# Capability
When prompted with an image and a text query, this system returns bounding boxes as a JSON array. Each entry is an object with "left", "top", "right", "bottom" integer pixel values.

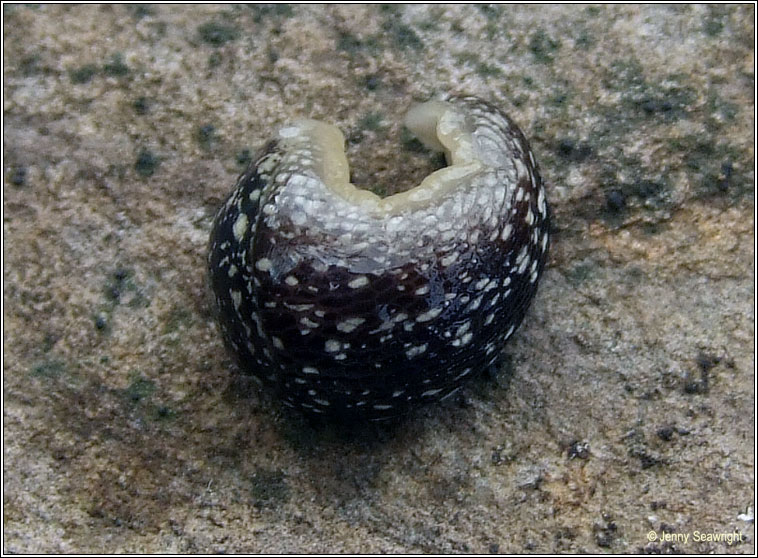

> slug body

[{"left": 208, "top": 95, "right": 549, "bottom": 420}]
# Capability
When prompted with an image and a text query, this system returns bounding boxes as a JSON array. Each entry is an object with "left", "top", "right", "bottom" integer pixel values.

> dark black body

[{"left": 207, "top": 97, "right": 549, "bottom": 420}]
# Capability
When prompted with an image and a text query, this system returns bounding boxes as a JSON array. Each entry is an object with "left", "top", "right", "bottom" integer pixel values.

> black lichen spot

[
  {"left": 605, "top": 189, "right": 626, "bottom": 213},
  {"left": 477, "top": 4, "right": 502, "bottom": 20},
  {"left": 357, "top": 112, "right": 384, "bottom": 132},
  {"left": 336, "top": 31, "right": 364, "bottom": 53},
  {"left": 450, "top": 20, "right": 465, "bottom": 34},
  {"left": 418, "top": 11, "right": 442, "bottom": 32},
  {"left": 382, "top": 19, "right": 424, "bottom": 51},
  {"left": 718, "top": 161, "right": 733, "bottom": 192},
  {"left": 556, "top": 138, "right": 592, "bottom": 162},
  {"left": 9, "top": 166, "right": 26, "bottom": 186},
  {"left": 656, "top": 425, "right": 675, "bottom": 442},
  {"left": 476, "top": 62, "right": 503, "bottom": 78},
  {"left": 625, "top": 429, "right": 664, "bottom": 469},
  {"left": 696, "top": 351, "right": 720, "bottom": 373},
  {"left": 549, "top": 91, "right": 569, "bottom": 107},
  {"left": 249, "top": 4, "right": 293, "bottom": 23},
  {"left": 362, "top": 73, "right": 382, "bottom": 91},
  {"left": 683, "top": 137, "right": 716, "bottom": 168},
  {"left": 19, "top": 54, "right": 42, "bottom": 76},
  {"left": 400, "top": 127, "right": 428, "bottom": 153},
  {"left": 103, "top": 53, "right": 129, "bottom": 77},
  {"left": 629, "top": 446, "right": 663, "bottom": 469},
  {"left": 702, "top": 6, "right": 727, "bottom": 36},
  {"left": 633, "top": 85, "right": 695, "bottom": 122},
  {"left": 575, "top": 30, "right": 595, "bottom": 49},
  {"left": 529, "top": 29, "right": 560, "bottom": 63},
  {"left": 640, "top": 98, "right": 673, "bottom": 115},
  {"left": 378, "top": 4, "right": 402, "bottom": 17},
  {"left": 133, "top": 96, "right": 149, "bottom": 115},
  {"left": 567, "top": 440, "right": 590, "bottom": 459},
  {"left": 208, "top": 52, "right": 222, "bottom": 68},
  {"left": 41, "top": 332, "right": 59, "bottom": 354},
  {"left": 707, "top": 90, "right": 738, "bottom": 122},
  {"left": 154, "top": 405, "right": 175, "bottom": 421},
  {"left": 130, "top": 4, "right": 153, "bottom": 19},
  {"left": 593, "top": 515, "right": 618, "bottom": 548},
  {"left": 30, "top": 359, "right": 66, "bottom": 379},
  {"left": 197, "top": 124, "right": 218, "bottom": 150},
  {"left": 198, "top": 21, "right": 239, "bottom": 46},
  {"left": 683, "top": 373, "right": 708, "bottom": 395},
  {"left": 104, "top": 268, "right": 135, "bottom": 305},
  {"left": 491, "top": 445, "right": 509, "bottom": 465},
  {"left": 162, "top": 307, "right": 194, "bottom": 335},
  {"left": 250, "top": 468, "right": 288, "bottom": 508},
  {"left": 135, "top": 149, "right": 159, "bottom": 177},
  {"left": 602, "top": 58, "right": 646, "bottom": 93},
  {"left": 640, "top": 222, "right": 663, "bottom": 236},
  {"left": 70, "top": 64, "right": 98, "bottom": 84},
  {"left": 634, "top": 180, "right": 665, "bottom": 200},
  {"left": 565, "top": 261, "right": 596, "bottom": 285},
  {"left": 125, "top": 373, "right": 156, "bottom": 403},
  {"left": 455, "top": 51, "right": 480, "bottom": 67},
  {"left": 585, "top": 5, "right": 601, "bottom": 16},
  {"left": 609, "top": 63, "right": 685, "bottom": 121},
  {"left": 599, "top": 175, "right": 671, "bottom": 219},
  {"left": 94, "top": 315, "right": 108, "bottom": 331},
  {"left": 236, "top": 148, "right": 252, "bottom": 167},
  {"left": 672, "top": 134, "right": 749, "bottom": 199},
  {"left": 683, "top": 352, "right": 717, "bottom": 393},
  {"left": 114, "top": 268, "right": 130, "bottom": 282},
  {"left": 104, "top": 276, "right": 123, "bottom": 303},
  {"left": 603, "top": 61, "right": 695, "bottom": 123}
]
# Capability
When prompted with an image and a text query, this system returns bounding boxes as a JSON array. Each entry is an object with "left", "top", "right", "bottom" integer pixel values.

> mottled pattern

[{"left": 208, "top": 96, "right": 549, "bottom": 420}]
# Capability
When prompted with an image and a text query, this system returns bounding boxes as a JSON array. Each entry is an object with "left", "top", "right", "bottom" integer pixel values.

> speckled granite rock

[{"left": 3, "top": 4, "right": 754, "bottom": 553}]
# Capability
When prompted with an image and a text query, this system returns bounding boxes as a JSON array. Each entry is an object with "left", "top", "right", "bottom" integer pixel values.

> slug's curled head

[{"left": 208, "top": 95, "right": 549, "bottom": 420}]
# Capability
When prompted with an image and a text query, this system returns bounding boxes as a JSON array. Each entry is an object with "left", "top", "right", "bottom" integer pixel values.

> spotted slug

[{"left": 208, "top": 95, "right": 549, "bottom": 420}]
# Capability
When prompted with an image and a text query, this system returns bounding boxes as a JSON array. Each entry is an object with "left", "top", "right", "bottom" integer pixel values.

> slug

[{"left": 208, "top": 95, "right": 549, "bottom": 420}]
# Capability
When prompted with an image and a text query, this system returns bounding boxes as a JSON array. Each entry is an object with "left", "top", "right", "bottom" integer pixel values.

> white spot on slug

[
  {"left": 278, "top": 125, "right": 301, "bottom": 138},
  {"left": 337, "top": 317, "right": 365, "bottom": 333},
  {"left": 233, "top": 213, "right": 248, "bottom": 240},
  {"left": 300, "top": 316, "right": 319, "bottom": 328},
  {"left": 416, "top": 307, "right": 443, "bottom": 322},
  {"left": 255, "top": 258, "right": 272, "bottom": 272},
  {"left": 441, "top": 252, "right": 459, "bottom": 267},
  {"left": 405, "top": 343, "right": 428, "bottom": 359},
  {"left": 348, "top": 276, "right": 369, "bottom": 289}
]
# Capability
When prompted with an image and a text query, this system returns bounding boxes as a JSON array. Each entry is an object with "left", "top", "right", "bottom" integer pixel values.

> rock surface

[{"left": 3, "top": 4, "right": 754, "bottom": 553}]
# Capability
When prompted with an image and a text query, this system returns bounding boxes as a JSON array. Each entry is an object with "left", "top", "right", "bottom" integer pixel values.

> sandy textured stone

[{"left": 3, "top": 4, "right": 754, "bottom": 553}]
